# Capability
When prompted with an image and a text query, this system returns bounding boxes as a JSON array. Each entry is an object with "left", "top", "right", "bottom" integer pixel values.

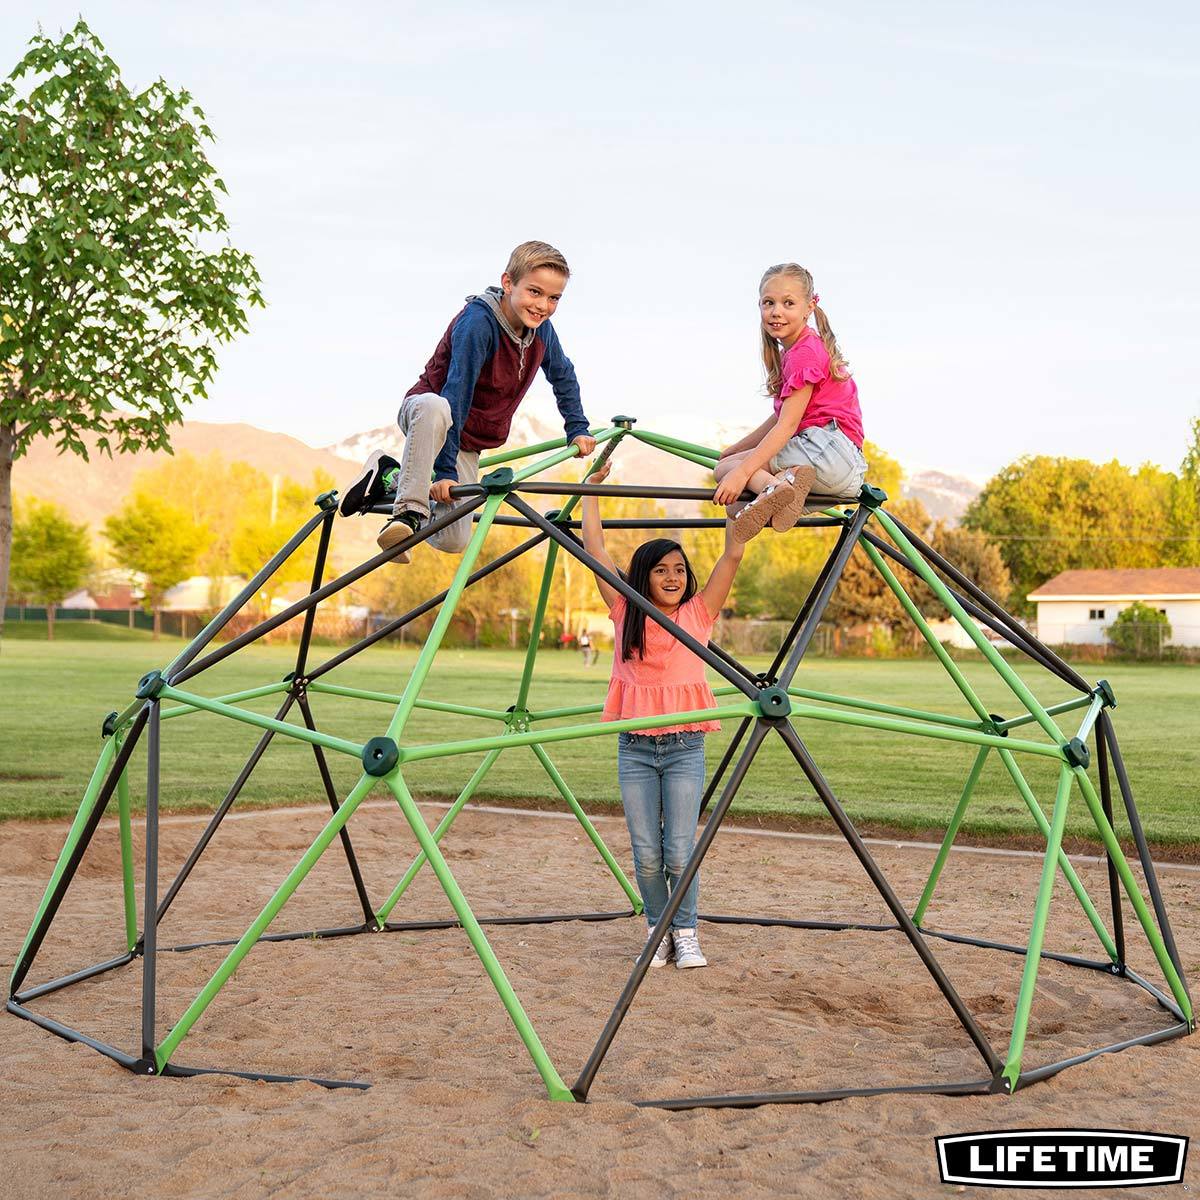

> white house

[{"left": 1028, "top": 568, "right": 1200, "bottom": 647}]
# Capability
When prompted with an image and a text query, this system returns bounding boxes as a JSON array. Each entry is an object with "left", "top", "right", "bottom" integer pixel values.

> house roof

[{"left": 1028, "top": 567, "right": 1200, "bottom": 601}]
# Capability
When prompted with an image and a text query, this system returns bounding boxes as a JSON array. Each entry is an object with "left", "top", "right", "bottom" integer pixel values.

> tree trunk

[
  {"left": 153, "top": 608, "right": 161, "bottom": 641},
  {"left": 46, "top": 602, "right": 55, "bottom": 641},
  {"left": 0, "top": 422, "right": 14, "bottom": 647}
]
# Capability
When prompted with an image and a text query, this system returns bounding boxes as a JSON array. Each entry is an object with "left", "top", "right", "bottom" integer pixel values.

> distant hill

[{"left": 901, "top": 470, "right": 982, "bottom": 525}]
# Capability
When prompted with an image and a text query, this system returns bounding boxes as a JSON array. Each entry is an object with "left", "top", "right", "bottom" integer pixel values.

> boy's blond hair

[{"left": 505, "top": 240, "right": 570, "bottom": 284}]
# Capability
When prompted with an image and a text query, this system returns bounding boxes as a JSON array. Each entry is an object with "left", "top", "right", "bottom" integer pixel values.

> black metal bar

[
  {"left": 305, "top": 530, "right": 548, "bottom": 681},
  {"left": 777, "top": 504, "right": 872, "bottom": 688},
  {"left": 141, "top": 701, "right": 161, "bottom": 1060},
  {"left": 573, "top": 722, "right": 772, "bottom": 1100},
  {"left": 1016, "top": 1022, "right": 1189, "bottom": 1087},
  {"left": 635, "top": 1078, "right": 994, "bottom": 1111},
  {"left": 171, "top": 494, "right": 487, "bottom": 686},
  {"left": 1124, "top": 968, "right": 1188, "bottom": 1022},
  {"left": 699, "top": 913, "right": 896, "bottom": 932},
  {"left": 884, "top": 516, "right": 1093, "bottom": 693},
  {"left": 6, "top": 999, "right": 142, "bottom": 1070},
  {"left": 13, "top": 952, "right": 136, "bottom": 1004},
  {"left": 156, "top": 694, "right": 297, "bottom": 925},
  {"left": 860, "top": 528, "right": 1085, "bottom": 689},
  {"left": 697, "top": 716, "right": 752, "bottom": 817},
  {"left": 293, "top": 508, "right": 336, "bottom": 680},
  {"left": 296, "top": 693, "right": 376, "bottom": 925},
  {"left": 507, "top": 494, "right": 759, "bottom": 700},
  {"left": 767, "top": 518, "right": 856, "bottom": 683},
  {"left": 1100, "top": 711, "right": 1190, "bottom": 1002},
  {"left": 514, "top": 481, "right": 857, "bottom": 504},
  {"left": 163, "top": 508, "right": 329, "bottom": 683},
  {"left": 1095, "top": 725, "right": 1127, "bottom": 969},
  {"left": 9, "top": 708, "right": 150, "bottom": 996},
  {"left": 480, "top": 514, "right": 847, "bottom": 531},
  {"left": 915, "top": 927, "right": 1116, "bottom": 972},
  {"left": 775, "top": 721, "right": 1002, "bottom": 1076},
  {"left": 161, "top": 1062, "right": 371, "bottom": 1090}
]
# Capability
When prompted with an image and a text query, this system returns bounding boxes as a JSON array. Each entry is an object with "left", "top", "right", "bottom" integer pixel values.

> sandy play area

[{"left": 3, "top": 797, "right": 1197, "bottom": 1198}]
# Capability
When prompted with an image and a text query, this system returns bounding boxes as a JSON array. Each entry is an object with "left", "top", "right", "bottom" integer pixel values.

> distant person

[
  {"left": 581, "top": 459, "right": 745, "bottom": 970},
  {"left": 578, "top": 629, "right": 596, "bottom": 667},
  {"left": 340, "top": 241, "right": 596, "bottom": 560},
  {"left": 713, "top": 263, "right": 868, "bottom": 540}
]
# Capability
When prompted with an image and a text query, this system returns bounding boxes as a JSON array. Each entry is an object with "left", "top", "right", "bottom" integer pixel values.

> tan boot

[
  {"left": 729, "top": 477, "right": 797, "bottom": 543},
  {"left": 769, "top": 465, "right": 817, "bottom": 532}
]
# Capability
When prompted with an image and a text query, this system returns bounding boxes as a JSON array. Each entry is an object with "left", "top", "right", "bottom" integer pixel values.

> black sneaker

[
  {"left": 376, "top": 510, "right": 422, "bottom": 562},
  {"left": 340, "top": 450, "right": 401, "bottom": 517}
]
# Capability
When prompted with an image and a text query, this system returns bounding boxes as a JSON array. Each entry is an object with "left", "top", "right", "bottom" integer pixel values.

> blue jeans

[{"left": 617, "top": 731, "right": 706, "bottom": 930}]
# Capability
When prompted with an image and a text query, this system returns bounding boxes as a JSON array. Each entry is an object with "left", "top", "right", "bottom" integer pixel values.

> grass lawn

[{"left": 0, "top": 627, "right": 1197, "bottom": 847}]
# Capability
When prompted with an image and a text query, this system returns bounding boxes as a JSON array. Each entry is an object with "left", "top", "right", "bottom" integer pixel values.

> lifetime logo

[{"left": 935, "top": 1129, "right": 1188, "bottom": 1188}]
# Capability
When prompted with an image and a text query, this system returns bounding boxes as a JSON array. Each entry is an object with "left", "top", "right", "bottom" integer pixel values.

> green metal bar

[
  {"left": 774, "top": 686, "right": 988, "bottom": 733},
  {"left": 155, "top": 772, "right": 379, "bottom": 1069},
  {"left": 157, "top": 684, "right": 363, "bottom": 759},
  {"left": 478, "top": 424, "right": 606, "bottom": 468},
  {"left": 386, "top": 773, "right": 574, "bottom": 1101},
  {"left": 374, "top": 748, "right": 505, "bottom": 925},
  {"left": 9, "top": 738, "right": 118, "bottom": 990},
  {"left": 1070, "top": 766, "right": 1193, "bottom": 1023},
  {"left": 873, "top": 508, "right": 1072, "bottom": 747},
  {"left": 385, "top": 495, "right": 504, "bottom": 741},
  {"left": 1003, "top": 765, "right": 1074, "bottom": 1090},
  {"left": 629, "top": 427, "right": 720, "bottom": 461},
  {"left": 508, "top": 427, "right": 622, "bottom": 484},
  {"left": 996, "top": 749, "right": 1118, "bottom": 962},
  {"left": 527, "top": 702, "right": 607, "bottom": 722},
  {"left": 531, "top": 744, "right": 642, "bottom": 912},
  {"left": 859, "top": 536, "right": 994, "bottom": 725},
  {"left": 1074, "top": 694, "right": 1105, "bottom": 743},
  {"left": 160, "top": 681, "right": 290, "bottom": 721},
  {"left": 115, "top": 735, "right": 138, "bottom": 952},
  {"left": 913, "top": 748, "right": 990, "bottom": 925},
  {"left": 515, "top": 541, "right": 560, "bottom": 712},
  {"left": 786, "top": 703, "right": 1063, "bottom": 758},
  {"left": 994, "top": 695, "right": 1094, "bottom": 732},
  {"left": 307, "top": 681, "right": 509, "bottom": 721},
  {"left": 629, "top": 429, "right": 719, "bottom": 471},
  {"left": 399, "top": 703, "right": 758, "bottom": 763}
]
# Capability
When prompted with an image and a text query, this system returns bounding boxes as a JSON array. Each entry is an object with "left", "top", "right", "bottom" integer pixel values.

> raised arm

[
  {"left": 711, "top": 385, "right": 813, "bottom": 505},
  {"left": 699, "top": 517, "right": 746, "bottom": 618},
  {"left": 580, "top": 460, "right": 621, "bottom": 609}
]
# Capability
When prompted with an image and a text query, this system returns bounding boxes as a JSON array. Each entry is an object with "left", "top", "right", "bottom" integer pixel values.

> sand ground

[{"left": 2, "top": 798, "right": 1197, "bottom": 1199}]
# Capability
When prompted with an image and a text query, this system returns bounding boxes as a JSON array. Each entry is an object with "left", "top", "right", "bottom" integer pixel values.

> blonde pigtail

[{"left": 812, "top": 304, "right": 851, "bottom": 381}]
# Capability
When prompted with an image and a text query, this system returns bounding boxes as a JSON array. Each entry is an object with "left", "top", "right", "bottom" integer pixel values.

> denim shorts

[{"left": 769, "top": 419, "right": 868, "bottom": 498}]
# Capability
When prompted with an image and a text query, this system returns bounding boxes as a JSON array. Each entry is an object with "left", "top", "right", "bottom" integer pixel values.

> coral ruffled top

[{"left": 603, "top": 595, "right": 721, "bottom": 735}]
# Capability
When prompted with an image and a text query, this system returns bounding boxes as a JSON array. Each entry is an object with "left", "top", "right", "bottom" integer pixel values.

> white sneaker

[
  {"left": 639, "top": 927, "right": 674, "bottom": 968},
  {"left": 672, "top": 927, "right": 708, "bottom": 969}
]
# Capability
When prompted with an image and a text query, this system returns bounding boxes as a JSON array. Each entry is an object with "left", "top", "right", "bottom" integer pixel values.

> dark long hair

[{"left": 619, "top": 539, "right": 698, "bottom": 662}]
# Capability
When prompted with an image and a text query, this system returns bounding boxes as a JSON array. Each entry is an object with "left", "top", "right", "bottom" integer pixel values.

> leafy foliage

[
  {"left": 9, "top": 497, "right": 92, "bottom": 638},
  {"left": 103, "top": 490, "right": 207, "bottom": 609},
  {"left": 1108, "top": 601, "right": 1171, "bottom": 656}
]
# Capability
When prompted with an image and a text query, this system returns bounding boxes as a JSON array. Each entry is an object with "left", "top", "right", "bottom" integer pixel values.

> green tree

[
  {"left": 1108, "top": 601, "right": 1171, "bottom": 657},
  {"left": 1169, "top": 417, "right": 1200, "bottom": 565},
  {"left": 9, "top": 496, "right": 92, "bottom": 639},
  {"left": 104, "top": 491, "right": 208, "bottom": 637},
  {"left": 0, "top": 20, "right": 263, "bottom": 639}
]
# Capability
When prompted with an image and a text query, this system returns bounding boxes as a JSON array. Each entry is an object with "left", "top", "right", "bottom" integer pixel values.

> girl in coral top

[
  {"left": 582, "top": 461, "right": 745, "bottom": 969},
  {"left": 713, "top": 263, "right": 869, "bottom": 541}
]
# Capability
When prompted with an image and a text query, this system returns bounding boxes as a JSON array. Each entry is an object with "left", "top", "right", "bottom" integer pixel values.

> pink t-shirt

[
  {"left": 773, "top": 328, "right": 864, "bottom": 448},
  {"left": 604, "top": 594, "right": 720, "bottom": 735}
]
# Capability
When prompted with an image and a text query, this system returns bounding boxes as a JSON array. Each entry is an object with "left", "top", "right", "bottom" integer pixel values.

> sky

[{"left": 10, "top": 1, "right": 1200, "bottom": 481}]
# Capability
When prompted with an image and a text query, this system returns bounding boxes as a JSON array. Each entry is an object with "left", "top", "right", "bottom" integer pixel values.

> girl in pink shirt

[
  {"left": 713, "top": 263, "right": 868, "bottom": 541},
  {"left": 582, "top": 461, "right": 745, "bottom": 969}
]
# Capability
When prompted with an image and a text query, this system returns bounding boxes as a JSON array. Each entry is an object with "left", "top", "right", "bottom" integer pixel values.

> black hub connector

[
  {"left": 101, "top": 711, "right": 119, "bottom": 738},
  {"left": 858, "top": 483, "right": 888, "bottom": 509},
  {"left": 315, "top": 489, "right": 339, "bottom": 512},
  {"left": 1095, "top": 679, "right": 1117, "bottom": 709},
  {"left": 362, "top": 736, "right": 399, "bottom": 777},
  {"left": 757, "top": 686, "right": 792, "bottom": 720},
  {"left": 1062, "top": 737, "right": 1091, "bottom": 769},
  {"left": 135, "top": 670, "right": 164, "bottom": 700},
  {"left": 611, "top": 414, "right": 637, "bottom": 428},
  {"left": 480, "top": 467, "right": 515, "bottom": 494}
]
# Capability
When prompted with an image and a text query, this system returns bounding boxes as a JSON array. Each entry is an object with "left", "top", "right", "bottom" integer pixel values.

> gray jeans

[
  {"left": 393, "top": 393, "right": 480, "bottom": 554},
  {"left": 769, "top": 419, "right": 868, "bottom": 498}
]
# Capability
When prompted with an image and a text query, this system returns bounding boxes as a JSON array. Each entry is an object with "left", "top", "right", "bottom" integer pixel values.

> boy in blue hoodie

[{"left": 342, "top": 241, "right": 595, "bottom": 562}]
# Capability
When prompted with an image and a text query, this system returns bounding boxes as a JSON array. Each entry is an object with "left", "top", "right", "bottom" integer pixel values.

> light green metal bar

[
  {"left": 160, "top": 681, "right": 291, "bottom": 721},
  {"left": 527, "top": 702, "right": 606, "bottom": 722},
  {"left": 913, "top": 748, "right": 990, "bottom": 925},
  {"left": 873, "top": 507, "right": 1074, "bottom": 747},
  {"left": 629, "top": 429, "right": 720, "bottom": 471},
  {"left": 9, "top": 737, "right": 118, "bottom": 990},
  {"left": 115, "top": 734, "right": 138, "bottom": 952},
  {"left": 859, "top": 536, "right": 994, "bottom": 726},
  {"left": 995, "top": 748, "right": 1118, "bottom": 962},
  {"left": 629, "top": 427, "right": 720, "bottom": 461},
  {"left": 508, "top": 426, "right": 622, "bottom": 484},
  {"left": 374, "top": 748, "right": 505, "bottom": 925},
  {"left": 400, "top": 703, "right": 758, "bottom": 764},
  {"left": 531, "top": 743, "right": 642, "bottom": 912},
  {"left": 158, "top": 684, "right": 363, "bottom": 759},
  {"left": 155, "top": 771, "right": 380, "bottom": 1069},
  {"left": 387, "top": 772, "right": 574, "bottom": 1101},
  {"left": 1070, "top": 766, "right": 1193, "bottom": 1023},
  {"left": 994, "top": 695, "right": 1094, "bottom": 733},
  {"left": 1003, "top": 764, "right": 1074, "bottom": 1090},
  {"left": 1074, "top": 694, "right": 1105, "bottom": 743},
  {"left": 307, "top": 680, "right": 510, "bottom": 721},
  {"left": 478, "top": 425, "right": 607, "bottom": 468},
  {"left": 385, "top": 494, "right": 504, "bottom": 742}
]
